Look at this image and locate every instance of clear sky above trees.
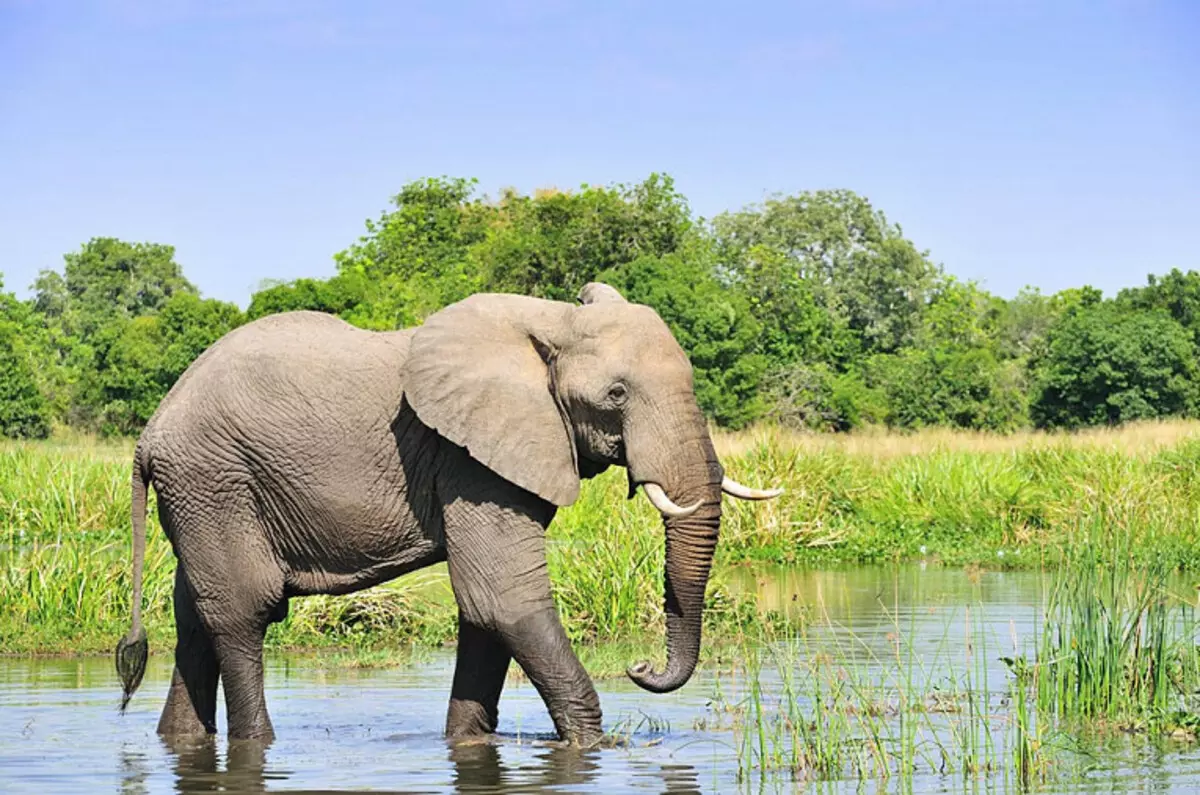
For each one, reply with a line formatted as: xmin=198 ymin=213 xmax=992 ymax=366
xmin=1 ymin=1 xmax=1195 ymax=305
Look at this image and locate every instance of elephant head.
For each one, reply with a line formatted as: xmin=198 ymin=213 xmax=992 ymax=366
xmin=403 ymin=283 xmax=781 ymax=693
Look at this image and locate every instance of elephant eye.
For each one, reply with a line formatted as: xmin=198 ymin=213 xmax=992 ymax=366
xmin=606 ymin=383 xmax=629 ymax=404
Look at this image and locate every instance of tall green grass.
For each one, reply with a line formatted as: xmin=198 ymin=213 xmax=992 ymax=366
xmin=0 ymin=439 xmax=782 ymax=655
xmin=1033 ymin=539 xmax=1200 ymax=735
xmin=6 ymin=420 xmax=1200 ymax=655
xmin=716 ymin=421 xmax=1200 ymax=568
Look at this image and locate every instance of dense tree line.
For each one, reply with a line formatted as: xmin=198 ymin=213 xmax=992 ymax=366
xmin=1 ymin=174 xmax=1196 ymax=438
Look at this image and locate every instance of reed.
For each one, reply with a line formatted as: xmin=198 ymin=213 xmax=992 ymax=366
xmin=1033 ymin=536 xmax=1200 ymax=734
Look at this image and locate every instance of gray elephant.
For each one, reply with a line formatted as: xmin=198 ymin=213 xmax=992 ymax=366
xmin=114 ymin=282 xmax=781 ymax=745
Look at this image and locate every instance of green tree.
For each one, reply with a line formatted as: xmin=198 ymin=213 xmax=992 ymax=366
xmin=333 ymin=177 xmax=492 ymax=325
xmin=868 ymin=347 xmax=1027 ymax=432
xmin=759 ymin=363 xmax=888 ymax=432
xmin=96 ymin=315 xmax=167 ymax=435
xmin=479 ymin=174 xmax=695 ymax=302
xmin=1117 ymin=268 xmax=1200 ymax=345
xmin=36 ymin=237 xmax=197 ymax=336
xmin=996 ymin=286 xmax=1059 ymax=360
xmin=0 ymin=279 xmax=51 ymax=438
xmin=157 ymin=293 xmax=245 ymax=383
xmin=28 ymin=238 xmax=241 ymax=434
xmin=723 ymin=243 xmax=850 ymax=370
xmin=247 ymin=274 xmax=369 ymax=322
xmin=866 ymin=279 xmax=1027 ymax=432
xmin=92 ymin=293 xmax=244 ymax=436
xmin=1030 ymin=302 xmax=1200 ymax=429
xmin=713 ymin=189 xmax=940 ymax=364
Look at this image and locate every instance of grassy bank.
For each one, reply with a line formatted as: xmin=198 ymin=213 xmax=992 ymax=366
xmin=713 ymin=419 xmax=1200 ymax=569
xmin=4 ymin=420 xmax=1200 ymax=656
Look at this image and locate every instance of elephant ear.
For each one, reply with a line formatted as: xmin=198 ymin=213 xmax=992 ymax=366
xmin=404 ymin=293 xmax=581 ymax=507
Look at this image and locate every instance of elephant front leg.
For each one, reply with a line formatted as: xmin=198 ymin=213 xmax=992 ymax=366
xmin=446 ymin=617 xmax=511 ymax=738
xmin=441 ymin=472 xmax=604 ymax=746
xmin=494 ymin=605 xmax=603 ymax=745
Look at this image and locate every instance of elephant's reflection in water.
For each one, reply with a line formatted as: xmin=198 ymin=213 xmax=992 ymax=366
xmin=149 ymin=734 xmax=703 ymax=794
xmin=161 ymin=735 xmax=280 ymax=794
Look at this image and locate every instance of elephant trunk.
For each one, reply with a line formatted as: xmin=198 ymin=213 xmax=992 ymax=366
xmin=627 ymin=509 xmax=720 ymax=692
xmin=627 ymin=428 xmax=723 ymax=694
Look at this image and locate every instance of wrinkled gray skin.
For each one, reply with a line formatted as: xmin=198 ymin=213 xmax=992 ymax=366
xmin=115 ymin=283 xmax=743 ymax=746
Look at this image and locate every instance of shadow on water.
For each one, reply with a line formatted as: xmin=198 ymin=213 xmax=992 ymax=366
xmin=115 ymin=735 xmax=702 ymax=795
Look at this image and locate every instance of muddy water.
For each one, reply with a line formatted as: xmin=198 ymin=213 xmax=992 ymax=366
xmin=5 ymin=566 xmax=1200 ymax=793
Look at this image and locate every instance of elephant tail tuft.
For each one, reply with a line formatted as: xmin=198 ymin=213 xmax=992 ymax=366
xmin=116 ymin=441 xmax=151 ymax=714
xmin=116 ymin=625 xmax=148 ymax=713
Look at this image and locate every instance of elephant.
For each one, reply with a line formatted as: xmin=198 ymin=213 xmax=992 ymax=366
xmin=114 ymin=282 xmax=781 ymax=746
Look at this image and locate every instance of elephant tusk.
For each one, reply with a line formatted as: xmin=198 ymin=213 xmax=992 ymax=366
xmin=722 ymin=477 xmax=784 ymax=500
xmin=642 ymin=483 xmax=702 ymax=519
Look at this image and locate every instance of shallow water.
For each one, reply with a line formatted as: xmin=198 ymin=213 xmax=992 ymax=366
xmin=5 ymin=565 xmax=1200 ymax=793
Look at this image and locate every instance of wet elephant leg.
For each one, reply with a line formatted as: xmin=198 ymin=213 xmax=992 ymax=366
xmin=157 ymin=566 xmax=219 ymax=736
xmin=211 ymin=616 xmax=274 ymax=741
xmin=182 ymin=518 xmax=284 ymax=743
xmin=445 ymin=617 xmax=512 ymax=737
xmin=495 ymin=605 xmax=603 ymax=745
xmin=441 ymin=466 xmax=603 ymax=746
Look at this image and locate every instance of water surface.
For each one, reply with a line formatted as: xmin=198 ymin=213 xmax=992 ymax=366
xmin=6 ymin=565 xmax=1200 ymax=793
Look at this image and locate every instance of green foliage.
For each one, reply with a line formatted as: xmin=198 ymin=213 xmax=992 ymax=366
xmin=0 ymin=289 xmax=51 ymax=439
xmin=479 ymin=174 xmax=694 ymax=302
xmin=246 ymin=274 xmax=369 ymax=322
xmin=867 ymin=347 xmax=1027 ymax=432
xmin=90 ymin=293 xmax=245 ymax=435
xmin=26 ymin=240 xmax=245 ymax=434
xmin=35 ymin=237 xmax=197 ymax=335
xmin=333 ymin=176 xmax=492 ymax=325
xmin=760 ymin=364 xmax=888 ymax=432
xmin=714 ymin=189 xmax=941 ymax=364
xmin=1117 ymin=268 xmax=1200 ymax=344
xmin=5 ymin=175 xmax=1199 ymax=437
xmin=1030 ymin=303 xmax=1200 ymax=429
xmin=865 ymin=279 xmax=1028 ymax=432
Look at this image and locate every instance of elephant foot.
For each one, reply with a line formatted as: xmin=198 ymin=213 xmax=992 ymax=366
xmin=227 ymin=720 xmax=275 ymax=745
xmin=156 ymin=714 xmax=218 ymax=738
xmin=559 ymin=729 xmax=608 ymax=749
xmin=551 ymin=716 xmax=607 ymax=749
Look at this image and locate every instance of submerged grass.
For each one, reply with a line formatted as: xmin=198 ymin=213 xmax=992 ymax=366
xmin=1033 ymin=540 xmax=1200 ymax=737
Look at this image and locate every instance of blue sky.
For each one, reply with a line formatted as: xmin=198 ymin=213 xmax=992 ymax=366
xmin=1 ymin=0 xmax=1195 ymax=307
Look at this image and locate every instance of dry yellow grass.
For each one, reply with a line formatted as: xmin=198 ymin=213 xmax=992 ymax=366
xmin=711 ymin=419 xmax=1200 ymax=460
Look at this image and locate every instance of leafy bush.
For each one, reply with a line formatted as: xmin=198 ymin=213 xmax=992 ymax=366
xmin=1030 ymin=303 xmax=1200 ymax=429
xmin=869 ymin=348 xmax=1028 ymax=432
xmin=761 ymin=364 xmax=887 ymax=432
xmin=0 ymin=326 xmax=50 ymax=439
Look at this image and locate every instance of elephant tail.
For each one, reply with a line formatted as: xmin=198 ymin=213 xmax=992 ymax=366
xmin=115 ymin=443 xmax=150 ymax=713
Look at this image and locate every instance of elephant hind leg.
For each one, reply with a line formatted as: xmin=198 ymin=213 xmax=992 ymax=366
xmin=181 ymin=518 xmax=286 ymax=743
xmin=212 ymin=623 xmax=274 ymax=742
xmin=157 ymin=566 xmax=219 ymax=737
